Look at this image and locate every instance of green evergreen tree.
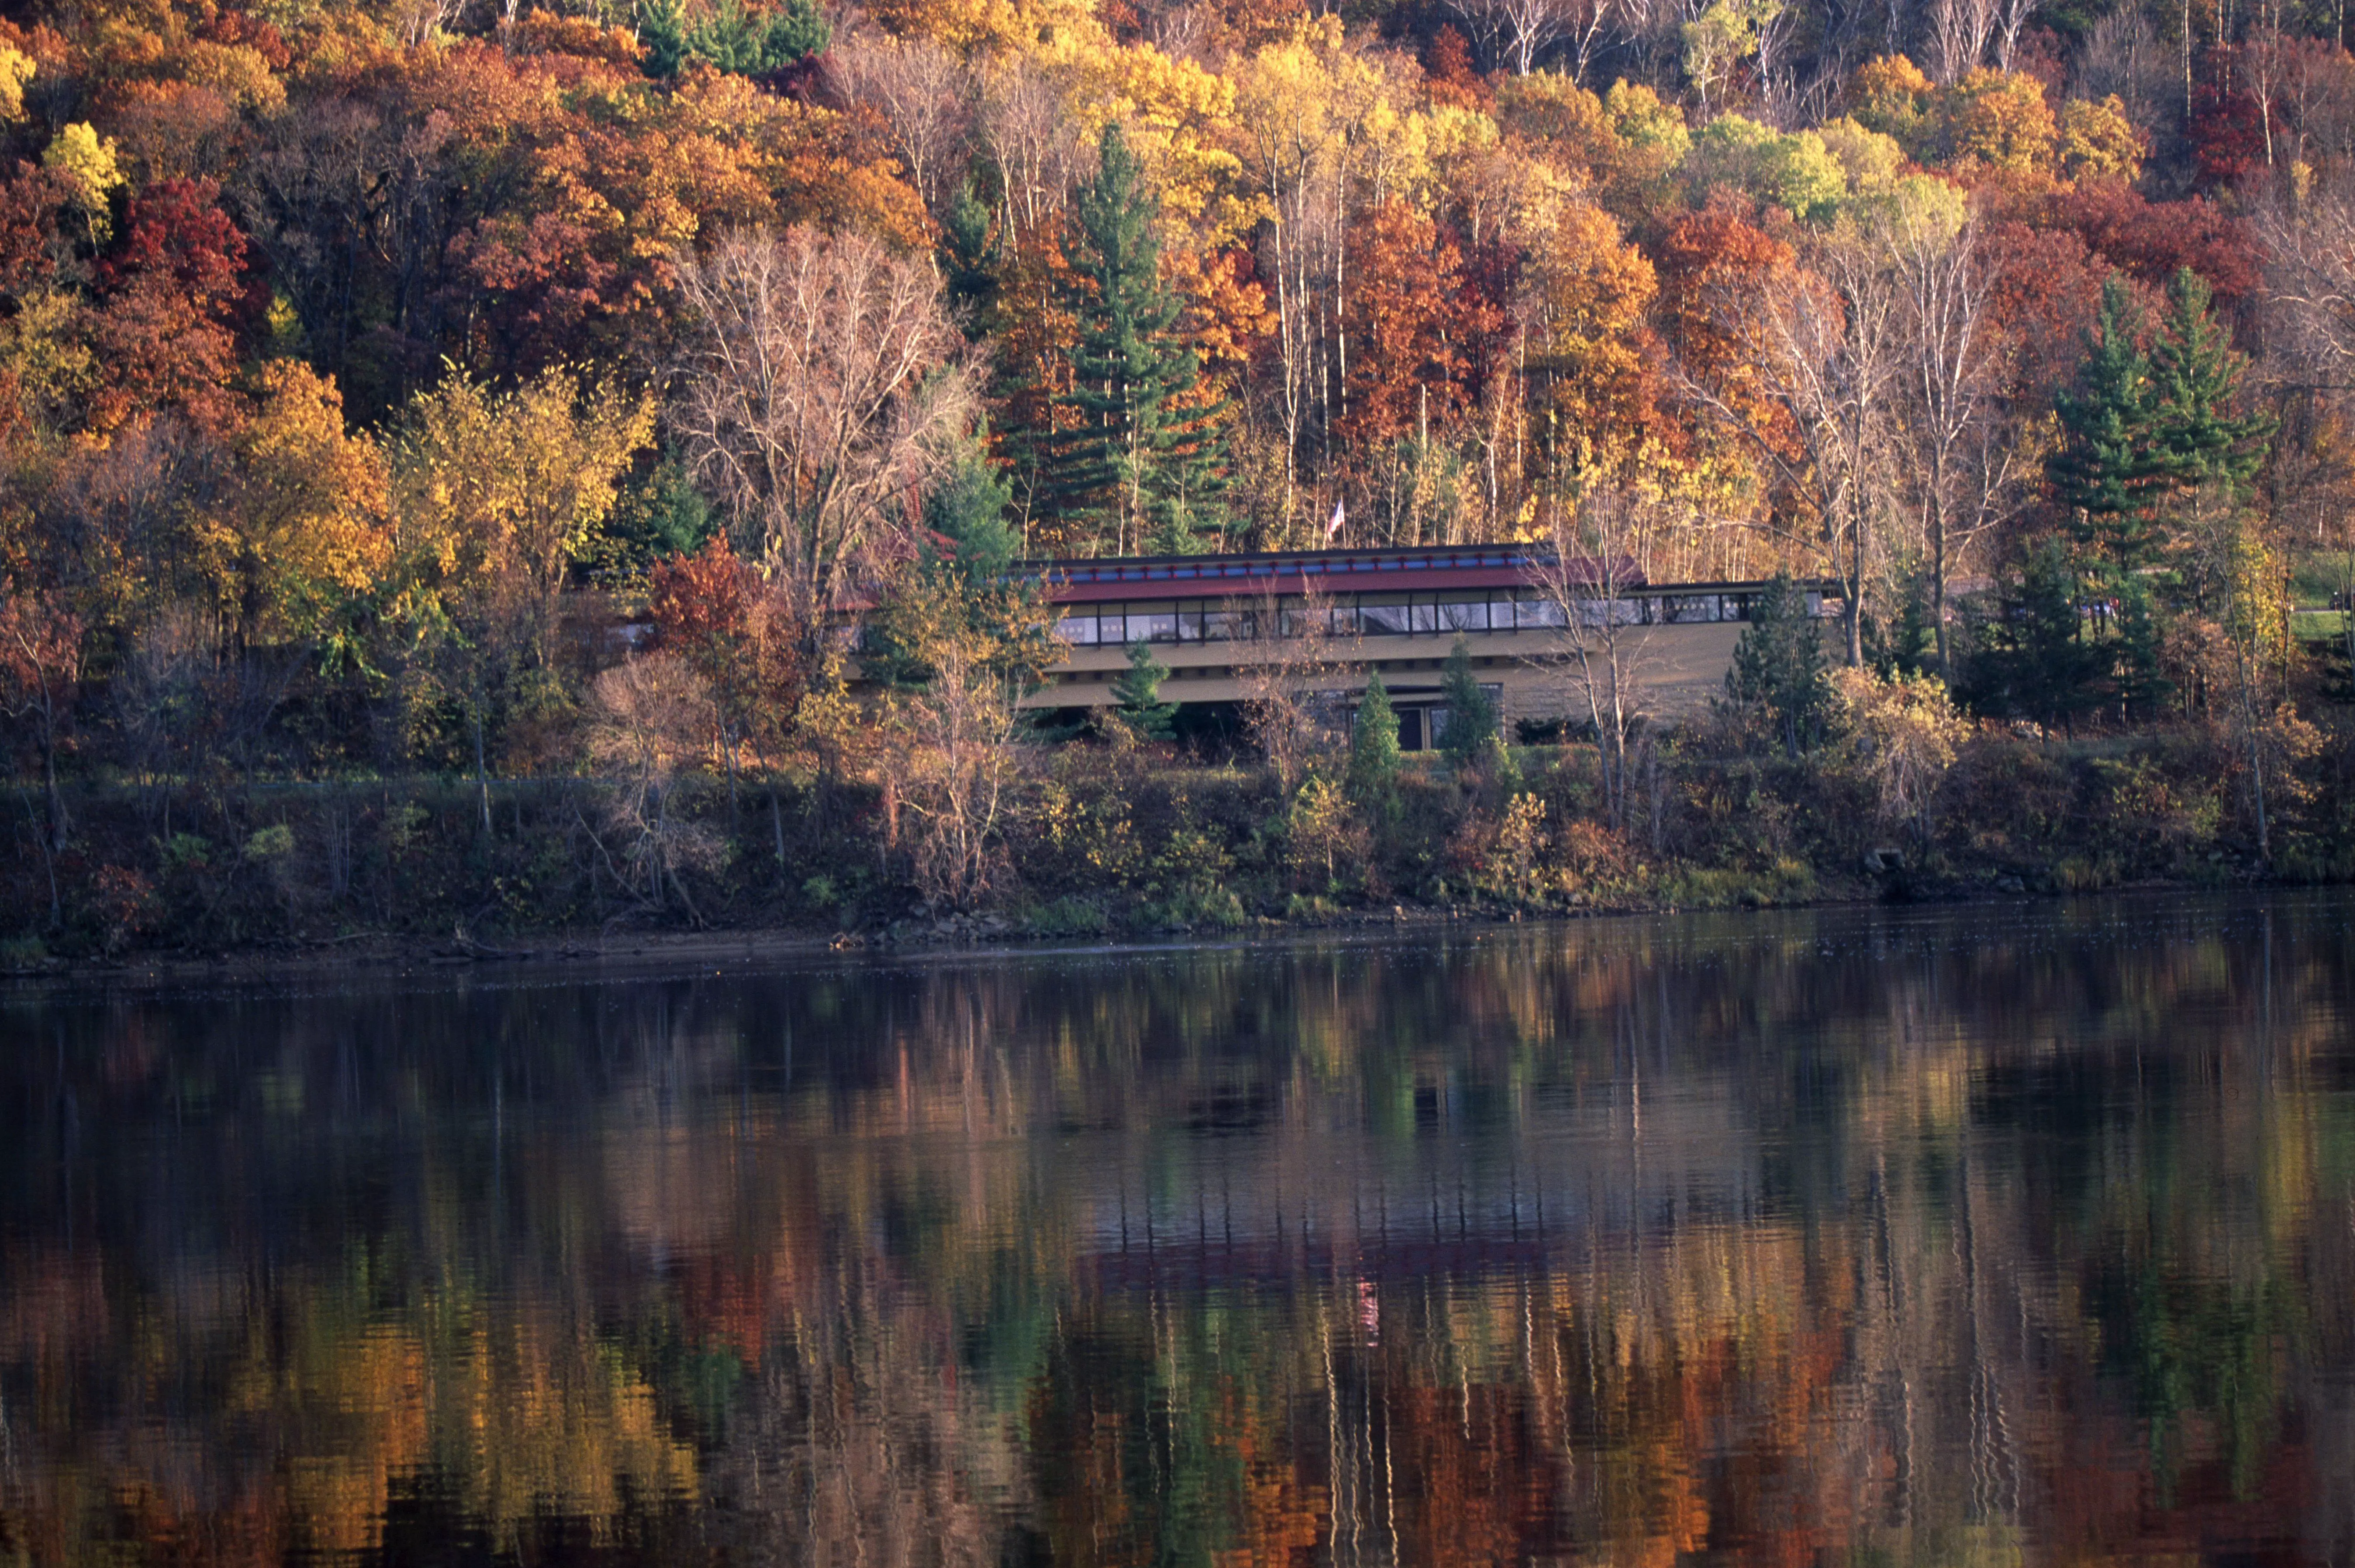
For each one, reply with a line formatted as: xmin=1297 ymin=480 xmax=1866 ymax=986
xmin=639 ymin=0 xmax=827 ymax=78
xmin=1438 ymin=636 xmax=1502 ymax=765
xmin=600 ymin=449 xmax=715 ymax=572
xmin=2113 ymin=573 xmax=2172 ymax=719
xmin=2050 ymin=275 xmax=2167 ymax=581
xmin=2148 ymin=267 xmax=2274 ymax=500
xmin=1865 ymin=571 xmax=1935 ymax=679
xmin=1973 ymin=539 xmax=2105 ymax=732
xmin=940 ymin=185 xmax=1002 ymax=338
xmin=1111 ymin=640 xmax=1177 ymax=740
xmin=926 ymin=424 xmax=1020 ymax=584
xmin=1346 ymin=670 xmax=1402 ymax=813
xmin=1041 ymin=124 xmax=1231 ymax=555
xmin=1726 ymin=573 xmax=1831 ymax=756
xmin=638 ymin=0 xmax=689 ymax=76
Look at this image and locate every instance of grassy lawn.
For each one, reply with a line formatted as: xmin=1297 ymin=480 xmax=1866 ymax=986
xmin=2293 ymin=608 xmax=2351 ymax=643
xmin=2289 ymin=551 xmax=2355 ymax=609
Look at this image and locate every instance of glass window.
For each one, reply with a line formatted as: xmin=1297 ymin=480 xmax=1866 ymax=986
xmin=1177 ymin=606 xmax=1205 ymax=642
xmin=1360 ymin=597 xmax=1412 ymax=635
xmin=1127 ymin=601 xmax=1178 ymax=643
xmin=1490 ymin=594 xmax=1520 ymax=629
xmin=1409 ymin=600 xmax=1439 ymax=634
xmin=1202 ymin=609 xmax=1248 ymax=642
xmin=1054 ymin=612 xmax=1098 ymax=645
xmin=1516 ymin=596 xmax=1566 ymax=629
xmin=1438 ymin=595 xmax=1488 ymax=633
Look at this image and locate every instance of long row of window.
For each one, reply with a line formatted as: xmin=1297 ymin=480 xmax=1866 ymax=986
xmin=1052 ymin=588 xmax=1794 ymax=647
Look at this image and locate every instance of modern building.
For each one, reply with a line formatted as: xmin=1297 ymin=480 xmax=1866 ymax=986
xmin=1021 ymin=544 xmax=1838 ymax=747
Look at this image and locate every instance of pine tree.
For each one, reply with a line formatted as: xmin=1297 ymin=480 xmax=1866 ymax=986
xmin=1975 ymin=539 xmax=2104 ymax=732
xmin=636 ymin=0 xmax=826 ymax=78
xmin=1438 ymin=636 xmax=1501 ymax=765
xmin=637 ymin=0 xmax=688 ymax=76
xmin=2113 ymin=573 xmax=2171 ymax=719
xmin=1726 ymin=574 xmax=1831 ymax=756
xmin=1347 ymin=670 xmax=1402 ymax=813
xmin=940 ymin=185 xmax=1001 ymax=338
xmin=2148 ymin=266 xmax=2274 ymax=500
xmin=1041 ymin=124 xmax=1231 ymax=555
xmin=2050 ymin=275 xmax=2167 ymax=581
xmin=926 ymin=424 xmax=1019 ymax=583
xmin=1112 ymin=639 xmax=1176 ymax=740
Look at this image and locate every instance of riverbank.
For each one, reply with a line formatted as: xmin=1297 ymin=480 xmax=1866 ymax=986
xmin=5 ymin=719 xmax=2350 ymax=978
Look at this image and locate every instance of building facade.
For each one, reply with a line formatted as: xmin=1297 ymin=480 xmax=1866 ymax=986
xmin=1022 ymin=545 xmax=1837 ymax=746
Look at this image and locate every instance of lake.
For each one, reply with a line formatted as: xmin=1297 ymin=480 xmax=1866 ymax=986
xmin=4 ymin=893 xmax=2354 ymax=1565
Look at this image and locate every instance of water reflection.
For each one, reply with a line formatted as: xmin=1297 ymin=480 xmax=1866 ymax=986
xmin=4 ymin=894 xmax=2355 ymax=1564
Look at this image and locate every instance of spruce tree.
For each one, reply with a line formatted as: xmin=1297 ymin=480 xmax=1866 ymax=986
xmin=2049 ymin=275 xmax=2166 ymax=581
xmin=1347 ymin=670 xmax=1402 ymax=813
xmin=637 ymin=0 xmax=827 ymax=77
xmin=1438 ymin=637 xmax=1501 ymax=765
xmin=1042 ymin=124 xmax=1231 ymax=555
xmin=1977 ymin=539 xmax=2104 ymax=732
xmin=1726 ymin=573 xmax=1830 ymax=757
xmin=939 ymin=185 xmax=1001 ymax=337
xmin=2148 ymin=266 xmax=2274 ymax=499
xmin=1111 ymin=640 xmax=1177 ymax=740
xmin=926 ymin=424 xmax=1019 ymax=584
xmin=2112 ymin=573 xmax=2171 ymax=719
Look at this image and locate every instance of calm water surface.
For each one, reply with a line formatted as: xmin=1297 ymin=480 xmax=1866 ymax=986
xmin=5 ymin=893 xmax=2355 ymax=1565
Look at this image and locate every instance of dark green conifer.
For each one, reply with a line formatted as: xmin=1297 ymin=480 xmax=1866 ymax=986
xmin=1346 ymin=670 xmax=1402 ymax=812
xmin=637 ymin=0 xmax=826 ymax=78
xmin=926 ymin=425 xmax=1020 ymax=583
xmin=940 ymin=185 xmax=1002 ymax=337
xmin=2049 ymin=276 xmax=2166 ymax=580
xmin=1975 ymin=540 xmax=2104 ymax=733
xmin=1438 ymin=637 xmax=1501 ymax=765
xmin=1112 ymin=640 xmax=1177 ymax=741
xmin=1041 ymin=124 xmax=1231 ymax=554
xmin=1726 ymin=574 xmax=1831 ymax=757
xmin=2148 ymin=267 xmax=2274 ymax=499
xmin=2112 ymin=574 xmax=2172 ymax=719
xmin=638 ymin=0 xmax=689 ymax=76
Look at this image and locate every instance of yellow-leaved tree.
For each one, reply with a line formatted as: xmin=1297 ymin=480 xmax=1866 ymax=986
xmin=394 ymin=366 xmax=655 ymax=823
xmin=220 ymin=362 xmax=392 ymax=654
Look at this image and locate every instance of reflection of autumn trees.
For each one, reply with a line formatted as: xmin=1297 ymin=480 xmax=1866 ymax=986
xmin=4 ymin=899 xmax=2355 ymax=1563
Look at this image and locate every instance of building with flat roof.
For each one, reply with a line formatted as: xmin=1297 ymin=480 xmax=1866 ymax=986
xmin=1017 ymin=545 xmax=1837 ymax=747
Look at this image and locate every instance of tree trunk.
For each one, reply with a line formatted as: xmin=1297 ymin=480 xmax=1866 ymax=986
xmin=473 ymin=711 xmax=493 ymax=835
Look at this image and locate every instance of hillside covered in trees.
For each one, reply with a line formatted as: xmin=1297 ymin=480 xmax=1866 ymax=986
xmin=4 ymin=0 xmax=2355 ymax=951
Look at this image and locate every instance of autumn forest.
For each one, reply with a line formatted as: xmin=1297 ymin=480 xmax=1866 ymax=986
xmin=5 ymin=0 xmax=2355 ymax=948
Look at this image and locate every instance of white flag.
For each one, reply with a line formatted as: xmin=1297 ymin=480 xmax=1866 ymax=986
xmin=1325 ymin=498 xmax=1345 ymax=540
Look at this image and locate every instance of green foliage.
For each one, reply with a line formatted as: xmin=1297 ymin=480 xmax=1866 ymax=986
xmin=1438 ymin=636 xmax=1502 ymax=766
xmin=1346 ymin=670 xmax=1401 ymax=812
xmin=1019 ymin=894 xmax=1111 ymax=936
xmin=600 ymin=452 xmax=718 ymax=575
xmin=1865 ymin=574 xmax=1936 ymax=679
xmin=2148 ymin=267 xmax=2275 ymax=501
xmin=2114 ymin=574 xmax=2172 ymax=719
xmin=1687 ymin=114 xmax=1848 ymax=222
xmin=2050 ymin=276 xmax=2167 ymax=579
xmin=1111 ymin=640 xmax=1176 ymax=741
xmin=926 ymin=425 xmax=1020 ymax=584
xmin=1726 ymin=574 xmax=1831 ymax=756
xmin=1968 ymin=539 xmax=2106 ymax=731
xmin=638 ymin=0 xmax=828 ymax=78
xmin=1038 ymin=124 xmax=1231 ymax=553
xmin=2051 ymin=271 xmax=2274 ymax=592
xmin=940 ymin=185 xmax=1003 ymax=336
